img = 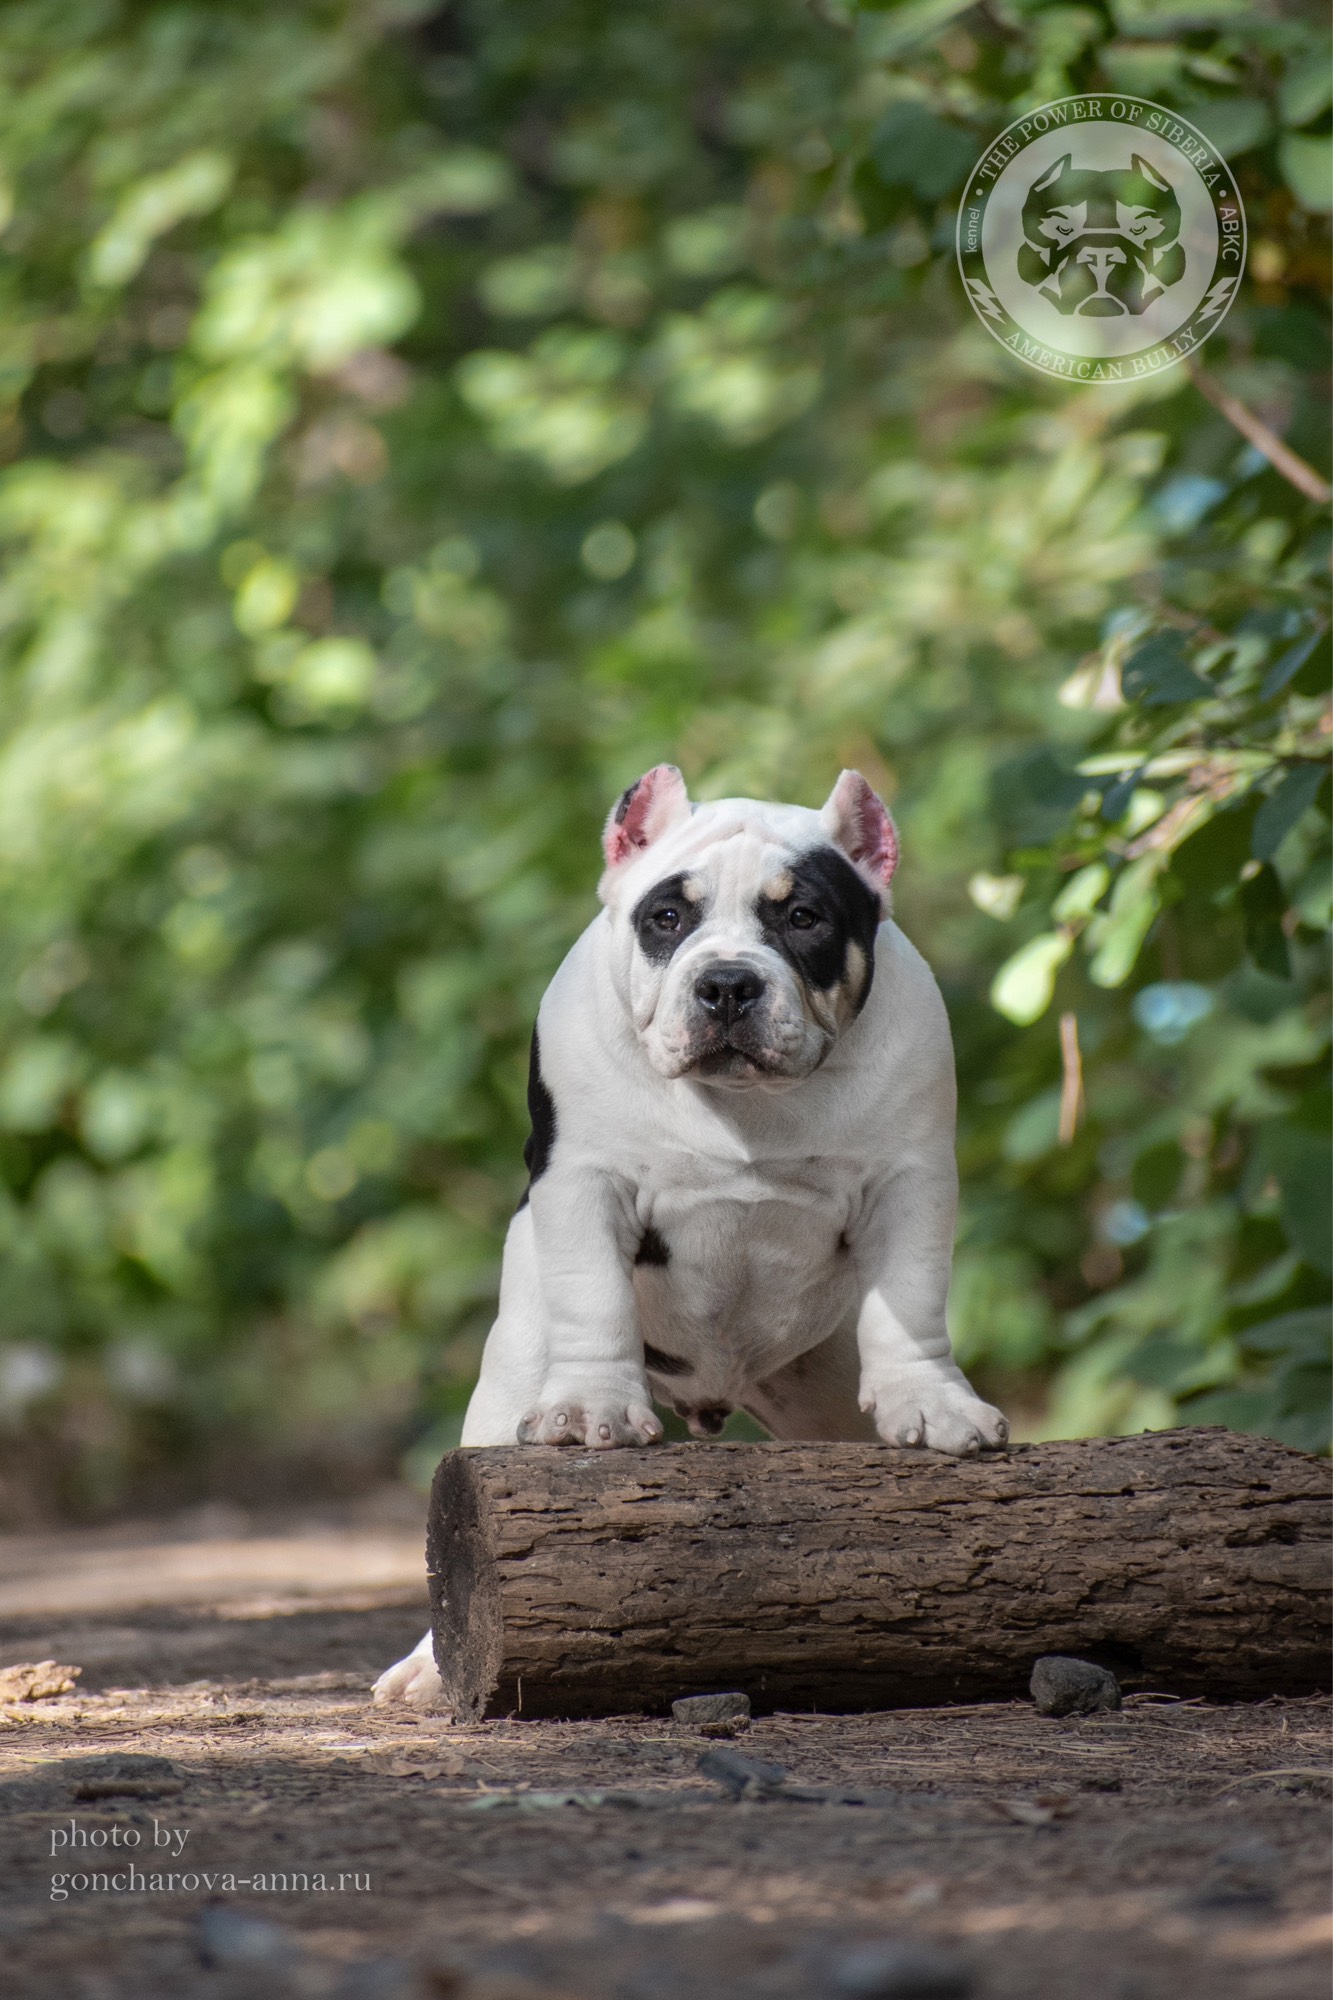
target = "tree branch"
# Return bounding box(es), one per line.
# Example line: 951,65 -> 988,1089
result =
1189,363 -> 1332,507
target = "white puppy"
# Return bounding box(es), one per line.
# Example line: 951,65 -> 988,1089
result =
375,766 -> 1007,1705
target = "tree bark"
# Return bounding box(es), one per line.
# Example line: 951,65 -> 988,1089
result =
425,1428 -> 1331,1721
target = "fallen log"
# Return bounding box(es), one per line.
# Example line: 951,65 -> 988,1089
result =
425,1428 -> 1330,1721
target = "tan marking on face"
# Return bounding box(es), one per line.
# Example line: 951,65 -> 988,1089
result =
846,941 -> 867,996
682,876 -> 704,903
839,941 -> 869,1025
763,870 -> 793,902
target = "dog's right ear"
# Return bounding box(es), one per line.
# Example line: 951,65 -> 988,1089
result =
601,765 -> 692,875
1030,153 -> 1072,193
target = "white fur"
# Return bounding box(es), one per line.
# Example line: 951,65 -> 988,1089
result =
374,784 -> 1006,1707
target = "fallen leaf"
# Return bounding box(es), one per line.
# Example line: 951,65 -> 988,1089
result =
0,1661 -> 82,1702
377,1749 -> 467,1779
993,1794 -> 1074,1827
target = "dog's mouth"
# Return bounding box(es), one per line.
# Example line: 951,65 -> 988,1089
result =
689,1043 -> 781,1079
681,1023 -> 819,1085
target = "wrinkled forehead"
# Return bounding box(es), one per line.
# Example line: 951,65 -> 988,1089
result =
611,798 -> 826,906
678,829 -> 809,916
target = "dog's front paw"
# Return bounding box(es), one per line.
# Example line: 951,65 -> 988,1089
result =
517,1377 -> 663,1449
372,1632 -> 448,1709
860,1364 -> 1008,1458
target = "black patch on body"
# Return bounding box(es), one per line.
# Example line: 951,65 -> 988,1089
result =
643,1342 -> 692,1377
635,1225 -> 670,1267
631,872 -> 705,966
756,846 -> 879,1011
516,1026 -> 555,1210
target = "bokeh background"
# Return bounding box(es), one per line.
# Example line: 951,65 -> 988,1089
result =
0,0 -> 1327,1521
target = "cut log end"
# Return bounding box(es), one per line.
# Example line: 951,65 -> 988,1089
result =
425,1428 -> 1331,1723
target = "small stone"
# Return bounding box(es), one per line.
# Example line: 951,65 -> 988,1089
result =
1030,1655 -> 1121,1718
672,1691 -> 751,1727
697,1746 -> 787,1799
197,1904 -> 301,1968
1193,1838 -> 1279,1908
330,1957 -> 421,2000
831,1941 -> 974,1998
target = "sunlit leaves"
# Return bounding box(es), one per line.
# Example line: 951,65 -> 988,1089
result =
195,209 -> 421,373
87,149 -> 234,288
0,0 -> 1326,1506
456,335 -> 647,483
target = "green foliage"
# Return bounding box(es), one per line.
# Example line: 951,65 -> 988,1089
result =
0,0 -> 1326,1511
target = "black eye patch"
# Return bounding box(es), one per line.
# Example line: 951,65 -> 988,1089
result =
756,847 -> 880,1007
631,872 -> 705,965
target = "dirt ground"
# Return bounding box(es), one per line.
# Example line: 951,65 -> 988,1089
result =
0,1489 -> 1328,2000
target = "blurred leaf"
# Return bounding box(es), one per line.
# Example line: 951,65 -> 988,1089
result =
1122,633 -> 1210,706
857,0 -> 977,61
1239,863 -> 1292,980
870,104 -> 977,202
1251,764 -> 1325,863
1051,863 -> 1109,924
1279,134 -> 1333,213
1240,1308 -> 1332,1361
990,932 -> 1073,1025
1185,98 -> 1272,159
88,150 -> 235,287
1279,55 -> 1333,129
1261,1129 -> 1333,1276
1088,857 -> 1163,988
1111,0 -> 1257,30
1259,629 -> 1323,701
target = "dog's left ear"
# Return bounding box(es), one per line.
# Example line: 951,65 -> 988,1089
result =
821,770 -> 899,907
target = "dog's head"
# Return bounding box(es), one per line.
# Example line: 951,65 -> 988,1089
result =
598,766 -> 897,1088
1020,153 -> 1183,317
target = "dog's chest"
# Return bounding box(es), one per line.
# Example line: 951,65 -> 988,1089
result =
631,1151 -> 861,1392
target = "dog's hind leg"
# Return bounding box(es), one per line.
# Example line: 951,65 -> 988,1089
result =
373,1208 -> 548,1707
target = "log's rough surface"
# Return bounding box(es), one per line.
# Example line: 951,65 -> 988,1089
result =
425,1429 -> 1331,1721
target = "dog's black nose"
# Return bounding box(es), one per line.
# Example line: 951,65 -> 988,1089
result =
694,963 -> 764,1024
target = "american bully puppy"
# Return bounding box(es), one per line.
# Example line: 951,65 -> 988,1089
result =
375,766 -> 1007,1705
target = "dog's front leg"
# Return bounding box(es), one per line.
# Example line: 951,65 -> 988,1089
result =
851,1161 -> 1008,1458
519,1165 -> 661,1449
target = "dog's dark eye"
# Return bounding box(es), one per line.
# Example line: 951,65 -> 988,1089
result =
789,906 -> 820,930
651,907 -> 681,932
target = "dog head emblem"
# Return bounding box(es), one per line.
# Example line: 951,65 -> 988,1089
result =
1018,152 -> 1185,317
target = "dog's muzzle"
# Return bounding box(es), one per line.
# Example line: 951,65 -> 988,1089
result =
681,958 -> 782,1076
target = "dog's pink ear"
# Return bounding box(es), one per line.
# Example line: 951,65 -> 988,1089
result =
602,764 -> 692,869
820,770 -> 898,900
